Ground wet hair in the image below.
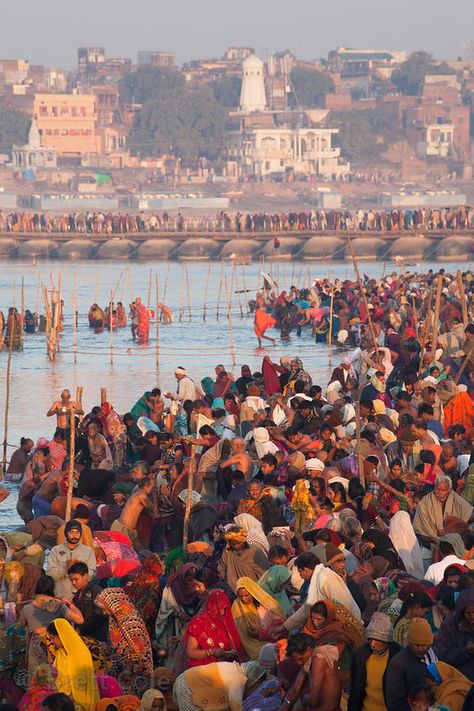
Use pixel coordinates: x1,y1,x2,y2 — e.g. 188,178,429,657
418,403,434,417
150,388,161,397
20,437,33,446
286,633,316,655
35,575,55,597
420,449,436,464
348,479,365,521
144,430,158,441
390,458,403,470
260,454,278,468
199,425,217,437
231,470,245,483
68,561,88,576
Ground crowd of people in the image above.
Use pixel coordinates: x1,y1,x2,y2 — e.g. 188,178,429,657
1,207,474,234
2,268,474,711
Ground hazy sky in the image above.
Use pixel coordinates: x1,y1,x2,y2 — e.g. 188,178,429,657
1,0,473,68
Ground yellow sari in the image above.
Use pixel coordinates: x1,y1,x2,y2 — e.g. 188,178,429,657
52,618,99,711
231,576,286,660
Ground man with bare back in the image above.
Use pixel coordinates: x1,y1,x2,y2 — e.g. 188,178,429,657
279,633,342,711
111,477,155,548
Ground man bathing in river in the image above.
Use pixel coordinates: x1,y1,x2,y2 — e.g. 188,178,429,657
47,390,84,429
111,476,155,548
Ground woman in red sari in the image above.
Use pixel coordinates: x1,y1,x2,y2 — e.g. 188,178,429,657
184,589,245,668
254,308,276,348
135,297,150,344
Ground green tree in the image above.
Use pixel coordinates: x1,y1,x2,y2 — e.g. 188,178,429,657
128,85,227,160
119,65,184,104
0,107,30,152
332,108,402,163
391,51,456,95
212,75,241,108
290,66,334,107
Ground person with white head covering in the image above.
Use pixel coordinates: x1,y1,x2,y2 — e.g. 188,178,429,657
389,510,424,579
328,356,357,395
234,513,269,553
252,428,280,459
164,367,202,409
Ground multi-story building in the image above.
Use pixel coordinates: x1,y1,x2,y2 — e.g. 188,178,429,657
33,93,100,157
137,51,176,67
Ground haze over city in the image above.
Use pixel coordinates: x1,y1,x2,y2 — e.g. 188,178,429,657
2,0,473,67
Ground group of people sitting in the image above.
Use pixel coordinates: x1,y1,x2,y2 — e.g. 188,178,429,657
2,268,474,711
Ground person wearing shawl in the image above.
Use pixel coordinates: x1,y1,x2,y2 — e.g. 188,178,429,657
213,371,234,400
232,576,286,659
99,402,127,467
218,527,269,591
252,428,280,459
178,490,218,543
128,554,163,637
303,599,364,681
262,357,281,396
47,618,99,711
155,563,199,664
233,513,269,554
413,475,473,546
19,664,57,711
329,356,357,394
258,566,292,616
95,588,153,696
435,588,474,682
461,463,474,505
388,509,424,579
96,697,141,711
360,371,392,408
184,589,245,668
139,689,167,711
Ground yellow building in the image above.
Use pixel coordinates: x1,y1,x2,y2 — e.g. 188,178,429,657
34,93,100,157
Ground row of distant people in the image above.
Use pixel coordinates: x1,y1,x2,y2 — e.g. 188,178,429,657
0,207,473,234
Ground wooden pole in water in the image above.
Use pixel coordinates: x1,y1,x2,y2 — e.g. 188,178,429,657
457,270,468,328
225,277,236,366
12,280,16,309
431,274,443,364
1,321,14,475
35,273,40,331
76,387,83,420
347,236,378,356
73,272,77,365
182,444,196,549
120,269,128,306
65,408,76,523
185,265,192,321
216,260,224,321
20,275,24,351
147,268,152,311
203,262,211,321
178,265,184,322
109,292,114,366
241,260,250,317
100,388,107,404
155,274,160,369
328,283,335,348
112,270,123,302
235,262,244,318
161,265,170,307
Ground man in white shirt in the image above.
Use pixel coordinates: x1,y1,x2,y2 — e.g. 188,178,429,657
165,367,201,409
424,534,467,585
47,520,96,598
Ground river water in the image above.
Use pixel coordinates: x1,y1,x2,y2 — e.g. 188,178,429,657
0,257,467,530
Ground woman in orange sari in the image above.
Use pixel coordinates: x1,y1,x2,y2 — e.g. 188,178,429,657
135,298,150,344
254,308,276,348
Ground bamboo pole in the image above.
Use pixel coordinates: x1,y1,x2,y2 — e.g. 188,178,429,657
328,283,335,348
13,280,16,309
1,319,14,475
155,274,160,369
72,272,77,365
179,266,184,322
411,295,419,342
241,260,250,317
109,293,114,366
100,388,107,404
35,273,40,331
216,260,224,321
182,444,196,549
185,265,192,321
65,408,76,523
120,269,128,306
20,275,24,351
112,270,123,302
430,274,443,364
235,262,244,318
418,290,434,375
225,277,236,366
355,400,365,485
347,236,379,356
147,268,152,311
455,345,474,385
457,270,468,328
161,265,170,307
203,262,211,321
76,387,83,420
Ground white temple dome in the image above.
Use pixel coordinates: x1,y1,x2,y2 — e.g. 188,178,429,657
240,54,266,113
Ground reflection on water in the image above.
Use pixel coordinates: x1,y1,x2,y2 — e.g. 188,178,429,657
0,258,467,530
